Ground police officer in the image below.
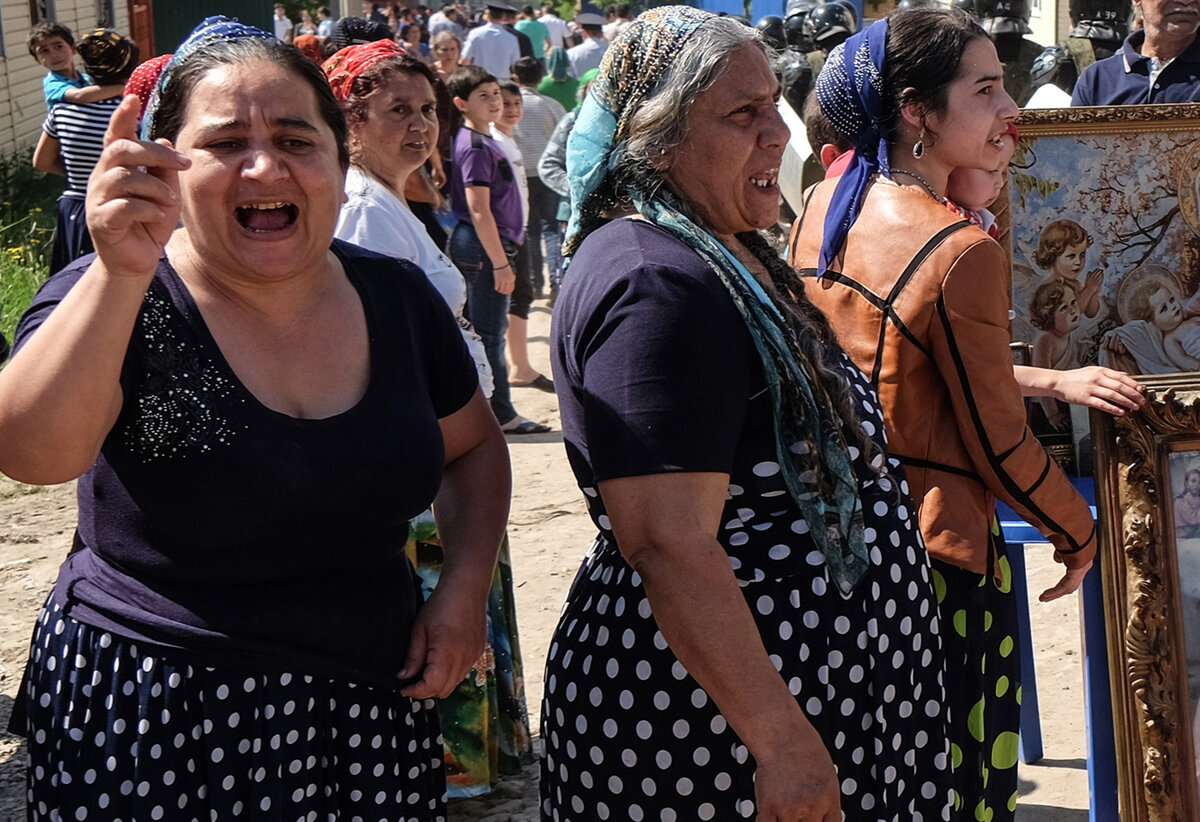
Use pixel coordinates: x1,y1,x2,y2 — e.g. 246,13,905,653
1030,0,1130,95
801,0,856,76
758,14,815,119
783,0,816,56
952,0,985,21
981,0,1045,105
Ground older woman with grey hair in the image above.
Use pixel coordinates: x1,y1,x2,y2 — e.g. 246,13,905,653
543,7,954,821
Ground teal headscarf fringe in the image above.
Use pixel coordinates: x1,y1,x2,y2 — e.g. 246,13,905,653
564,6,868,595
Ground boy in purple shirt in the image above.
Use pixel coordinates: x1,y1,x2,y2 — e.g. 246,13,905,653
447,65,549,434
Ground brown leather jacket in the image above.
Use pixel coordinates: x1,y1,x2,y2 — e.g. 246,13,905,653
788,179,1096,575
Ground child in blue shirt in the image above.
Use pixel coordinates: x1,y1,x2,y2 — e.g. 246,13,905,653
27,21,123,107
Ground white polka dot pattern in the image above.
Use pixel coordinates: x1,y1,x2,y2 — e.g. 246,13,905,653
542,355,953,820
24,599,446,821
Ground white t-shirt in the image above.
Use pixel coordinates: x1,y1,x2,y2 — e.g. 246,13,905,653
538,13,571,49
335,166,494,397
489,127,530,224
462,23,521,81
273,15,293,41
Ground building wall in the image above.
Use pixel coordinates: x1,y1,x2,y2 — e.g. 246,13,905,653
1028,0,1060,50
0,0,130,156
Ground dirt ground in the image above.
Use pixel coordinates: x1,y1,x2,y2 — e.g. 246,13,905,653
0,303,1093,821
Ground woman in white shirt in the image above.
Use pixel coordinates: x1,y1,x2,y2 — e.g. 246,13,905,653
323,40,536,798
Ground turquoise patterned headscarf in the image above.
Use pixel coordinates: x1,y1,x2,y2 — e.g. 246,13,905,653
565,6,868,595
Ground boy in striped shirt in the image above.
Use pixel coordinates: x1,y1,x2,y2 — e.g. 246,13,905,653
33,30,138,274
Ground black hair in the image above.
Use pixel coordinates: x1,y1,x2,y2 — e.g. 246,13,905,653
512,55,545,85
882,7,984,146
150,38,350,171
28,21,75,57
446,64,497,100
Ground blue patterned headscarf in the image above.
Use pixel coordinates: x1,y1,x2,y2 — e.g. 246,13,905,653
565,6,868,595
140,16,275,140
812,18,889,278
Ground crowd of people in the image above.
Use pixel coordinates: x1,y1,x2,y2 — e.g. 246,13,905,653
0,0,1181,819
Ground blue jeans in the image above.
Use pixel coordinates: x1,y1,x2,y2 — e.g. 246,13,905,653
449,222,517,425
524,177,563,295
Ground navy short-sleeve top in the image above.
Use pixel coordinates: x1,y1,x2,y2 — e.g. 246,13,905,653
553,218,904,587
13,240,479,686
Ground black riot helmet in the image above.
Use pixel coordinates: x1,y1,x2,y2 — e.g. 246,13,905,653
803,0,856,50
831,0,859,29
980,0,1033,35
1068,0,1130,40
756,14,787,48
896,0,936,10
786,0,817,19
951,0,984,22
1069,0,1130,24
784,0,816,48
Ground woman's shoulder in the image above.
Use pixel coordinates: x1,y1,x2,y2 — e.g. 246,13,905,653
792,178,996,288
572,218,711,281
562,220,745,334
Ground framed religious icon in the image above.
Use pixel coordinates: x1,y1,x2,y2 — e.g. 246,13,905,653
1093,374,1200,820
1005,104,1200,473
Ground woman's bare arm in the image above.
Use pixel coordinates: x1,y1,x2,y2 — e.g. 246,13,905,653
400,389,511,699
0,97,188,483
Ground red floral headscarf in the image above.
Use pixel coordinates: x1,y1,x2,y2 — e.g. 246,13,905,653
123,54,172,120
322,39,407,101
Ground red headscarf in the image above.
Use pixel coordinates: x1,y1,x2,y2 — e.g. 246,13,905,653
293,34,324,65
322,39,407,101
124,54,172,119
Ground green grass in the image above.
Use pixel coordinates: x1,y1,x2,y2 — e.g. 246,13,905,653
0,153,61,351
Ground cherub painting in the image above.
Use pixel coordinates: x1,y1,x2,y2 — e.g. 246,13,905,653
1032,219,1103,319
1099,264,1200,375
1029,280,1084,430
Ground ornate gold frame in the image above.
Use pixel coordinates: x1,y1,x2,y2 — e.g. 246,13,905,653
1017,103,1200,136
1093,374,1200,821
998,104,1200,255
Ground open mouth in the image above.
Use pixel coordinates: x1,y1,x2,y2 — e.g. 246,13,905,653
235,202,298,233
750,169,779,189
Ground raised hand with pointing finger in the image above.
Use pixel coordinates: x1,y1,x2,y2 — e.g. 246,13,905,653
86,94,188,279
4,27,509,822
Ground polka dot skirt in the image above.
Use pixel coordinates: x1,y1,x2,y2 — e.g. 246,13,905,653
23,598,447,821
541,356,954,821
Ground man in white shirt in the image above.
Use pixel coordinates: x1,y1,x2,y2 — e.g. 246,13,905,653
602,3,633,41
567,13,607,78
463,2,523,79
273,4,294,42
316,6,336,38
538,5,571,49
429,3,465,40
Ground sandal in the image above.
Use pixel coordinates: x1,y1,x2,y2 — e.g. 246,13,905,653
510,373,556,393
500,416,552,435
